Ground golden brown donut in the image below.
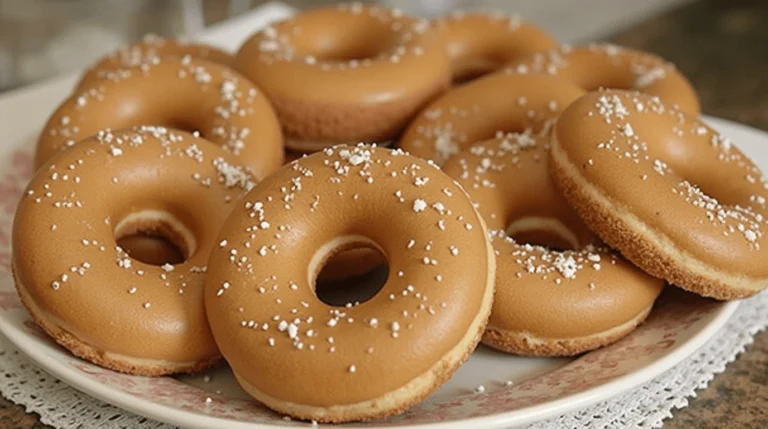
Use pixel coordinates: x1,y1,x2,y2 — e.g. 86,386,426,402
205,144,495,422
234,4,451,153
435,11,557,84
550,90,768,300
507,43,700,115
399,72,585,164
36,57,283,177
13,127,258,375
77,34,233,89
443,134,664,356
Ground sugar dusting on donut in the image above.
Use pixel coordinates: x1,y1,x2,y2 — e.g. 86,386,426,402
446,9,523,30
39,56,280,173
210,144,480,362
442,132,663,356
27,126,256,302
509,43,676,88
254,3,430,70
582,92,766,250
205,143,495,421
447,132,619,287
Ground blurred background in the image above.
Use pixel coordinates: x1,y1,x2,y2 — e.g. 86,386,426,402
2,0,764,126
0,0,692,91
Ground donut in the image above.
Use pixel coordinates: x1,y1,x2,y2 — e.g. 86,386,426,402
442,133,664,356
204,144,495,422
550,90,768,300
234,4,451,153
13,126,258,375
507,44,700,115
399,72,585,164
35,57,283,176
434,11,556,84
77,34,233,89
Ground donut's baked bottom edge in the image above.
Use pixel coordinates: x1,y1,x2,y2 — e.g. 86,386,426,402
12,262,221,376
482,303,654,356
549,136,768,300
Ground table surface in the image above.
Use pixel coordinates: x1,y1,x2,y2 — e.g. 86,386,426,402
1,0,767,428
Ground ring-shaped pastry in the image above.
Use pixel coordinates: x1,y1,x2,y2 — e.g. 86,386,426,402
13,127,258,375
234,4,451,153
36,57,283,177
443,133,664,355
205,144,494,422
551,90,768,300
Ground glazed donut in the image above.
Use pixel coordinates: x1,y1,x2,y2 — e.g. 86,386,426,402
205,144,495,422
36,57,283,176
13,127,258,375
443,133,664,356
434,11,556,84
507,44,700,115
234,4,451,153
550,90,768,300
77,34,233,89
399,72,585,164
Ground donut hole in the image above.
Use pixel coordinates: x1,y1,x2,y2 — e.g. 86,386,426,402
311,237,388,307
292,18,400,63
114,210,196,266
505,217,580,252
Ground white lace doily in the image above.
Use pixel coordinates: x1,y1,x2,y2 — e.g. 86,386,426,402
1,291,765,429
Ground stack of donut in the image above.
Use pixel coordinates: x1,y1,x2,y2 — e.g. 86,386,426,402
11,3,768,424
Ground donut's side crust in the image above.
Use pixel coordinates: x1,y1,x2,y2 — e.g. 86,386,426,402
233,216,497,423
13,263,220,376
549,135,768,300
482,304,653,356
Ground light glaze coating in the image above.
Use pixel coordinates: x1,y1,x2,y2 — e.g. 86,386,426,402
36,57,283,176
443,134,663,356
205,144,495,422
234,4,451,152
399,72,585,164
507,44,700,115
13,127,258,375
77,34,233,89
551,90,768,299
435,11,557,84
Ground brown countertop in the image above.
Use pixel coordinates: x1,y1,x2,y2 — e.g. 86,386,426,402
609,1,768,424
1,0,767,427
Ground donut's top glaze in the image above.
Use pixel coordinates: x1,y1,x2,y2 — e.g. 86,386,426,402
443,134,663,339
507,44,700,115
554,90,768,279
399,72,585,164
36,57,283,176
77,35,233,89
14,127,258,368
205,144,494,406
435,11,557,83
234,4,451,145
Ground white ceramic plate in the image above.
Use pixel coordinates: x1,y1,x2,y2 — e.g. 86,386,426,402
0,3,758,428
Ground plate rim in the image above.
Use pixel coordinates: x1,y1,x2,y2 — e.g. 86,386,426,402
0,294,739,429
0,115,757,428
